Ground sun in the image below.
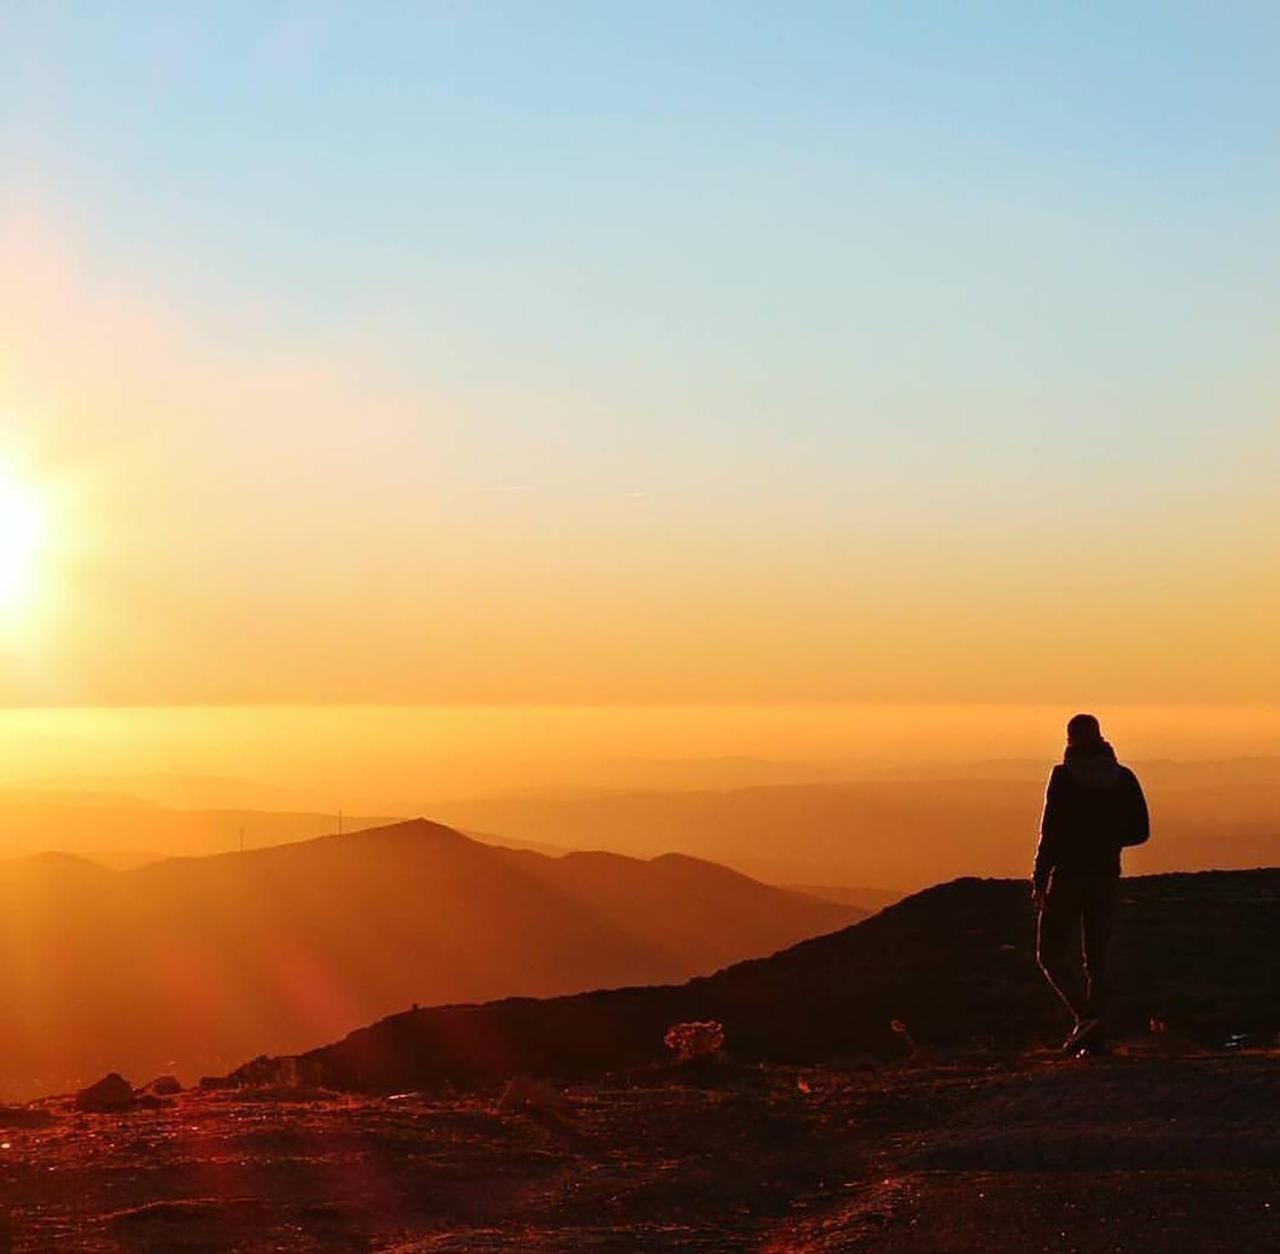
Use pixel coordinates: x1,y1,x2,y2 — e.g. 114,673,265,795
0,467,48,614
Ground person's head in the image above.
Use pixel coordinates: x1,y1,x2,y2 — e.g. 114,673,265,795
1066,712,1102,746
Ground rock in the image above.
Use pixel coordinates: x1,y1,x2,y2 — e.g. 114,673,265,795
664,1019,726,1061
146,1074,183,1096
75,1073,136,1112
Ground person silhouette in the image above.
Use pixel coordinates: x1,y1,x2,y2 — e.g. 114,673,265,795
1032,713,1149,1056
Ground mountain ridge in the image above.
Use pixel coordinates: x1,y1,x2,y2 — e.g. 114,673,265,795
215,866,1280,1093
1,818,858,1100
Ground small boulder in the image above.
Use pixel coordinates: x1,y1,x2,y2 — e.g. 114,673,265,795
75,1073,136,1112
663,1020,726,1062
146,1074,183,1096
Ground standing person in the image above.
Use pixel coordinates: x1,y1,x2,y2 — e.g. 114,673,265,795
1032,713,1149,1056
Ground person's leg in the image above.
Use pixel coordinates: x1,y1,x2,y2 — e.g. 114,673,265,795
1081,876,1120,1024
1037,876,1088,1022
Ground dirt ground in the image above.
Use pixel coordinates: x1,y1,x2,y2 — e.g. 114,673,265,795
2,1052,1277,1252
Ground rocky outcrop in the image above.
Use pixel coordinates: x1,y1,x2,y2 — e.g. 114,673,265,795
75,1073,135,1112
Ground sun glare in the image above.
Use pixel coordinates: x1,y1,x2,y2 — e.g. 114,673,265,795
0,467,48,614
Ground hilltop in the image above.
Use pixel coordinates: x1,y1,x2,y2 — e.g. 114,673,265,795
0,820,856,1100
219,867,1280,1092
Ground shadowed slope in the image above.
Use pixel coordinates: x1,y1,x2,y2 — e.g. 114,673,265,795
0,820,858,1099
220,868,1280,1092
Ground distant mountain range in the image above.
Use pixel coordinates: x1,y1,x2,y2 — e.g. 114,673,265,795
425,758,1280,888
219,867,1280,1094
10,756,1278,892
0,788,393,864
784,883,903,911
0,820,859,1100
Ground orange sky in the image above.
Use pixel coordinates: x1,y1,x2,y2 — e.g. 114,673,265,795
2,704,1280,811
1,218,1275,712
4,7,1279,719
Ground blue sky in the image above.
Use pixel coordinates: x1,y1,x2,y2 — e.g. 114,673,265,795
8,4,1275,406
8,6,1276,405
1,4,1277,704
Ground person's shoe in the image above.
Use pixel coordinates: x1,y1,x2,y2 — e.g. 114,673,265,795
1074,1035,1110,1060
1060,1017,1101,1055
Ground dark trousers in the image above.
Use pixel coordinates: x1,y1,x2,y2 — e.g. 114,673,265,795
1037,873,1119,1023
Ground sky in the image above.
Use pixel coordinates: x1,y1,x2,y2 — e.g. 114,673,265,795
0,3,1277,713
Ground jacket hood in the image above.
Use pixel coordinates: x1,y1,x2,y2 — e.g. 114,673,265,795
1063,739,1120,788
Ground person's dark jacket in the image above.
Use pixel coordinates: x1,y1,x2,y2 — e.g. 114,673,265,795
1032,740,1149,890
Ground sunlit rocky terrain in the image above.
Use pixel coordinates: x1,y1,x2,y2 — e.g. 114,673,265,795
3,1052,1279,1251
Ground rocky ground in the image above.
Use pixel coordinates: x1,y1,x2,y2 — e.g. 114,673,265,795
2,1049,1278,1252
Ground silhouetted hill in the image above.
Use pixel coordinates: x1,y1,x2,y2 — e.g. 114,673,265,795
0,820,857,1099
221,868,1280,1092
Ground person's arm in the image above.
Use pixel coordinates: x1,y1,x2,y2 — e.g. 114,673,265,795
1032,767,1065,897
1120,770,1150,848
